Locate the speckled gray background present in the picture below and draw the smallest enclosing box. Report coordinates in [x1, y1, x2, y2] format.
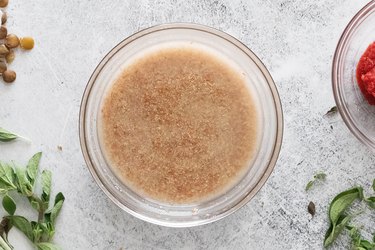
[0, 0, 375, 249]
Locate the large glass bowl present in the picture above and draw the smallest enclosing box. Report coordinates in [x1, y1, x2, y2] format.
[79, 23, 283, 227]
[333, 1, 375, 150]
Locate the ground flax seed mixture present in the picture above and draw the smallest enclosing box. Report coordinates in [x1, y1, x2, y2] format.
[99, 45, 259, 203]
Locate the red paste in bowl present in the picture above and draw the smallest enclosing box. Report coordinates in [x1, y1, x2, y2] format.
[356, 42, 375, 105]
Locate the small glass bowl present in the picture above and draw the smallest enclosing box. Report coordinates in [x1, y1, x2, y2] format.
[333, 1, 375, 150]
[79, 23, 283, 227]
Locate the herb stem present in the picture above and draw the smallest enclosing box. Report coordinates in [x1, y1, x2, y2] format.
[37, 209, 44, 223]
[13, 133, 31, 143]
[0, 236, 12, 250]
[30, 194, 44, 223]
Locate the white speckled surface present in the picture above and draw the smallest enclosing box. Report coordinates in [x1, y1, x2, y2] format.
[1, 0, 375, 249]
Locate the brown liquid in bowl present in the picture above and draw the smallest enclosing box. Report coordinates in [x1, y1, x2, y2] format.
[99, 45, 258, 203]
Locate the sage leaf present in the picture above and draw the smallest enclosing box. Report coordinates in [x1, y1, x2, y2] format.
[41, 170, 51, 203]
[0, 128, 17, 142]
[36, 242, 61, 250]
[7, 215, 33, 242]
[2, 195, 16, 215]
[324, 214, 351, 247]
[26, 152, 42, 186]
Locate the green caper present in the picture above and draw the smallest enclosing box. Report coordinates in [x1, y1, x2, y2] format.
[5, 34, 19, 49]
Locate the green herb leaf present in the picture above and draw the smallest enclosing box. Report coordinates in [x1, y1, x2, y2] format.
[324, 214, 351, 247]
[36, 242, 61, 250]
[45, 192, 64, 226]
[305, 172, 326, 191]
[324, 187, 363, 247]
[347, 225, 374, 249]
[29, 196, 41, 211]
[366, 197, 375, 209]
[0, 181, 13, 195]
[53, 192, 64, 206]
[325, 106, 338, 116]
[372, 179, 375, 192]
[0, 128, 17, 142]
[15, 168, 33, 197]
[45, 222, 55, 241]
[0, 163, 16, 190]
[26, 152, 42, 186]
[348, 225, 361, 245]
[358, 240, 375, 249]
[37, 222, 48, 233]
[329, 187, 363, 225]
[31, 221, 43, 244]
[0, 153, 63, 249]
[40, 222, 54, 241]
[31, 221, 51, 242]
[7, 215, 33, 242]
[50, 199, 64, 225]
[2, 195, 16, 215]
[305, 180, 314, 191]
[315, 173, 327, 180]
[41, 170, 51, 204]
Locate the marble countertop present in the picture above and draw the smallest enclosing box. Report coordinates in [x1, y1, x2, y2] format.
[1, 0, 375, 249]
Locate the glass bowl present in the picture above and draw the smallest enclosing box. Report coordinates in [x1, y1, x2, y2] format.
[333, 1, 375, 150]
[79, 23, 283, 227]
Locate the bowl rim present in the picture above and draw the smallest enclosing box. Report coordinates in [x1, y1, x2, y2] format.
[79, 22, 284, 227]
[332, 1, 375, 150]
